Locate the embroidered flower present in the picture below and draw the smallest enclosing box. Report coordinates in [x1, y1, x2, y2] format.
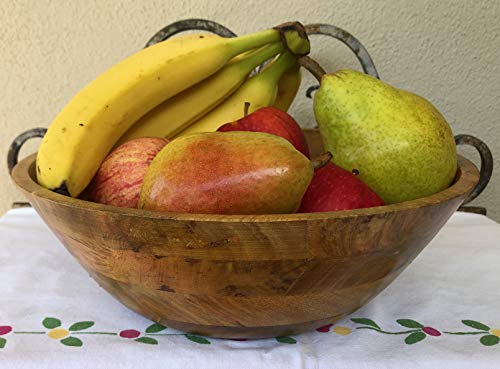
[333, 326, 352, 335]
[47, 328, 70, 340]
[42, 317, 95, 347]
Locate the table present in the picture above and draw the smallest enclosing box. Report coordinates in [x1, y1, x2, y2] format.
[1, 208, 499, 368]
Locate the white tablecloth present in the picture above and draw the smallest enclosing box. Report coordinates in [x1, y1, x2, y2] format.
[1, 208, 499, 368]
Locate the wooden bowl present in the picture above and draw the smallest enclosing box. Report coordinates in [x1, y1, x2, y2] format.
[10, 130, 479, 339]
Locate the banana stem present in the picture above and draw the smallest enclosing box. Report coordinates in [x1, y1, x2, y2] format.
[298, 56, 327, 83]
[311, 152, 332, 169]
[235, 42, 284, 68]
[274, 22, 310, 56]
[229, 23, 309, 61]
[228, 28, 281, 56]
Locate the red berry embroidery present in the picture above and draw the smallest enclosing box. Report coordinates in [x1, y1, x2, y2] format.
[119, 329, 141, 339]
[422, 327, 441, 336]
[316, 324, 333, 333]
[0, 326, 12, 336]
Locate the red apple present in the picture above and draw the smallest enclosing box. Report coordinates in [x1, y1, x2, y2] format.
[217, 106, 310, 158]
[298, 162, 384, 212]
[87, 137, 168, 208]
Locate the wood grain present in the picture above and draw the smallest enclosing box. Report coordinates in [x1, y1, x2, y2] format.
[10, 129, 479, 338]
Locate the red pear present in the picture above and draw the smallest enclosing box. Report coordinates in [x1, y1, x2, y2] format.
[217, 106, 310, 158]
[139, 132, 326, 215]
[87, 137, 168, 208]
[299, 162, 384, 212]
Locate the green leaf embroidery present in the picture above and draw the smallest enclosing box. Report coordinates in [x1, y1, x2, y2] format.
[60, 337, 83, 347]
[0, 337, 6, 349]
[480, 335, 500, 346]
[275, 336, 297, 344]
[185, 334, 210, 344]
[405, 331, 426, 344]
[462, 320, 490, 331]
[135, 337, 158, 345]
[42, 317, 61, 329]
[351, 318, 380, 329]
[69, 321, 94, 331]
[145, 323, 167, 333]
[397, 319, 423, 329]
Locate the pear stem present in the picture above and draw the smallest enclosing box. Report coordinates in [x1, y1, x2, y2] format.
[243, 102, 250, 117]
[311, 152, 332, 170]
[298, 55, 327, 83]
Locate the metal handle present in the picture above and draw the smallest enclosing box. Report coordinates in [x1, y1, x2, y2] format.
[304, 23, 379, 98]
[7, 128, 47, 174]
[455, 134, 493, 213]
[144, 19, 237, 48]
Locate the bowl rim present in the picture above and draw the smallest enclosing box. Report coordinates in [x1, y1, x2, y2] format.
[11, 153, 479, 223]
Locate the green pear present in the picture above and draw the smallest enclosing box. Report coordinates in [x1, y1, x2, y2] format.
[139, 131, 329, 214]
[308, 66, 457, 204]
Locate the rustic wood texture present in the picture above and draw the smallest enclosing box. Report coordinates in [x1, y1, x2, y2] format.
[10, 130, 479, 338]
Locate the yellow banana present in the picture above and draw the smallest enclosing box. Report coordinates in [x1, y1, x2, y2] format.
[273, 62, 301, 112]
[175, 52, 298, 137]
[37, 28, 287, 197]
[117, 42, 284, 144]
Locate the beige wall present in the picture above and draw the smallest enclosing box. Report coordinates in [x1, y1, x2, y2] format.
[1, 0, 499, 220]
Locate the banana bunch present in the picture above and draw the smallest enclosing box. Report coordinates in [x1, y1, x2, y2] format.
[37, 24, 308, 197]
[117, 42, 286, 145]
